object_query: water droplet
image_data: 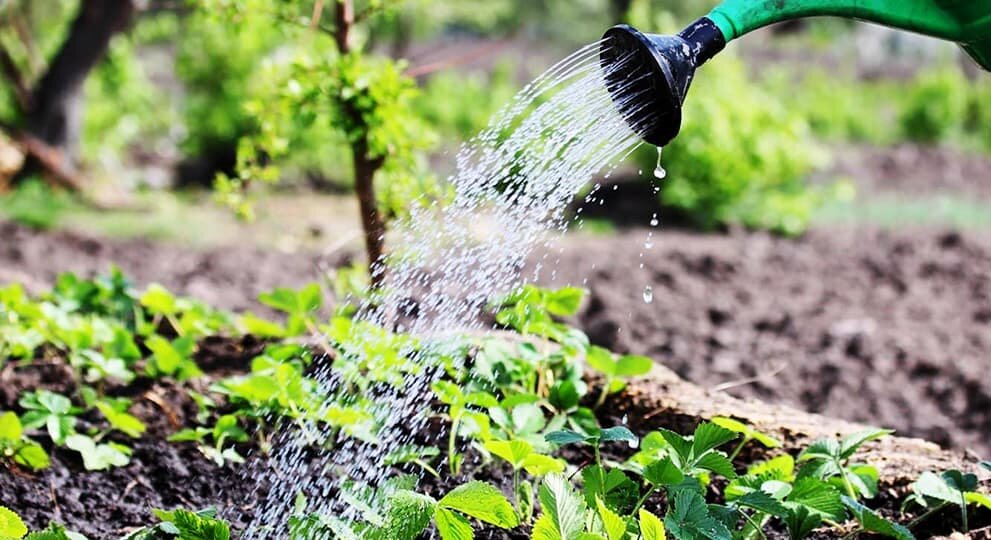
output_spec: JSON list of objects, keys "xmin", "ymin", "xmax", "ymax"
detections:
[
  {"xmin": 612, "ymin": 184, "xmax": 618, "ymax": 190},
  {"xmin": 649, "ymin": 213, "xmax": 659, "ymax": 227},
  {"xmin": 643, "ymin": 286, "xmax": 653, "ymax": 303},
  {"xmin": 653, "ymin": 147, "xmax": 666, "ymax": 180},
  {"xmin": 645, "ymin": 241, "xmax": 653, "ymax": 249}
]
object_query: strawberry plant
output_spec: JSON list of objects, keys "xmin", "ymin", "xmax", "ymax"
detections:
[
  {"xmin": 0, "ymin": 411, "xmax": 49, "ymax": 471},
  {"xmin": 585, "ymin": 345, "xmax": 652, "ymax": 408},
  {"xmin": 903, "ymin": 469, "xmax": 991, "ymax": 533},
  {"xmin": 122, "ymin": 508, "xmax": 230, "ymax": 540},
  {"xmin": 712, "ymin": 417, "xmax": 782, "ymax": 461},
  {"xmin": 169, "ymin": 414, "xmax": 249, "ymax": 467},
  {"xmin": 797, "ymin": 428, "xmax": 893, "ymax": 500},
  {"xmin": 18, "ymin": 390, "xmax": 79, "ymax": 446},
  {"xmin": 0, "ymin": 507, "xmax": 28, "ymax": 540}
]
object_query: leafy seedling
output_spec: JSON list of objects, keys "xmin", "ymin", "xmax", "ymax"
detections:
[
  {"xmin": 169, "ymin": 414, "xmax": 248, "ymax": 466},
  {"xmin": 145, "ymin": 335, "xmax": 201, "ymax": 380},
  {"xmin": 65, "ymin": 434, "xmax": 132, "ymax": 471},
  {"xmin": 483, "ymin": 438, "xmax": 564, "ymax": 520},
  {"xmin": 585, "ymin": 345, "xmax": 653, "ymax": 408},
  {"xmin": 842, "ymin": 496, "xmax": 915, "ymax": 540},
  {"xmin": 903, "ymin": 469, "xmax": 991, "ymax": 533},
  {"xmin": 19, "ymin": 390, "xmax": 79, "ymax": 445},
  {"xmin": 0, "ymin": 506, "xmax": 28, "ymax": 539},
  {"xmin": 664, "ymin": 488, "xmax": 733, "ymax": 540},
  {"xmin": 0, "ymin": 411, "xmax": 49, "ymax": 471},
  {"xmin": 495, "ymin": 285, "xmax": 588, "ymax": 350},
  {"xmin": 712, "ymin": 416, "xmax": 782, "ymax": 461},
  {"xmin": 122, "ymin": 507, "xmax": 230, "ymax": 540},
  {"xmin": 258, "ymin": 284, "xmax": 323, "ymax": 337},
  {"xmin": 653, "ymin": 422, "xmax": 740, "ymax": 480},
  {"xmin": 530, "ymin": 473, "xmax": 642, "ymax": 539},
  {"xmin": 798, "ymin": 428, "xmax": 892, "ymax": 500},
  {"xmin": 95, "ymin": 398, "xmax": 146, "ymax": 439},
  {"xmin": 432, "ymin": 380, "xmax": 498, "ymax": 475}
]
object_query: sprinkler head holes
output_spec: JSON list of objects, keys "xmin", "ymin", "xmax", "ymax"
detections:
[{"xmin": 599, "ymin": 18, "xmax": 726, "ymax": 148}]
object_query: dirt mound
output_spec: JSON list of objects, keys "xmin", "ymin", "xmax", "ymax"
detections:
[{"xmin": 545, "ymin": 227, "xmax": 991, "ymax": 458}]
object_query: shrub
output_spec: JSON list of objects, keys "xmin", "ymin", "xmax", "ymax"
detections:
[
  {"xmin": 899, "ymin": 67, "xmax": 971, "ymax": 143},
  {"xmin": 635, "ymin": 53, "xmax": 831, "ymax": 235}
]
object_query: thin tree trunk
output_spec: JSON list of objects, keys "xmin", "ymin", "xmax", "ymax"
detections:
[
  {"xmin": 352, "ymin": 143, "xmax": 387, "ymax": 288},
  {"xmin": 20, "ymin": 0, "xmax": 135, "ymax": 178}
]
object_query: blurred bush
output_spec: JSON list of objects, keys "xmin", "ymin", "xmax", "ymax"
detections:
[
  {"xmin": 634, "ymin": 54, "xmax": 834, "ymax": 236},
  {"xmin": 415, "ymin": 62, "xmax": 519, "ymax": 142},
  {"xmin": 899, "ymin": 67, "xmax": 971, "ymax": 144}
]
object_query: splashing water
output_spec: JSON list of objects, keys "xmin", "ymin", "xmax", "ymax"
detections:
[{"xmin": 239, "ymin": 39, "xmax": 658, "ymax": 534}]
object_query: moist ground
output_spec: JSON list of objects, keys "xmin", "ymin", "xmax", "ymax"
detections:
[{"xmin": 3, "ymin": 215, "xmax": 990, "ymax": 458}]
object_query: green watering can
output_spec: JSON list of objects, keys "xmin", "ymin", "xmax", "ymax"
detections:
[{"xmin": 601, "ymin": 0, "xmax": 991, "ymax": 146}]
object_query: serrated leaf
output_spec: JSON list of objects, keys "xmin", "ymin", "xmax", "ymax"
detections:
[
  {"xmin": 784, "ymin": 505, "xmax": 821, "ymax": 540},
  {"xmin": 798, "ymin": 439, "xmax": 840, "ymax": 462},
  {"xmin": 0, "ymin": 506, "xmax": 28, "ymax": 539},
  {"xmin": 711, "ymin": 417, "xmax": 780, "ymax": 449},
  {"xmin": 664, "ymin": 490, "xmax": 732, "ymax": 540},
  {"xmin": 595, "ymin": 497, "xmax": 627, "ymax": 540},
  {"xmin": 586, "ymin": 346, "xmax": 616, "ymax": 377},
  {"xmin": 696, "ymin": 452, "xmax": 737, "ymax": 479},
  {"xmin": 691, "ymin": 423, "xmax": 738, "ymax": 456},
  {"xmin": 658, "ymin": 429, "xmax": 692, "ymax": 462},
  {"xmin": 639, "ymin": 509, "xmax": 666, "ymax": 540},
  {"xmin": 644, "ymin": 457, "xmax": 684, "ymax": 486},
  {"xmin": 735, "ymin": 490, "xmax": 788, "ymax": 518},
  {"xmin": 95, "ymin": 402, "xmax": 146, "ymax": 438},
  {"xmin": 842, "ymin": 496, "xmax": 914, "ymax": 540},
  {"xmin": 485, "ymin": 439, "xmax": 533, "ymax": 468},
  {"xmin": 439, "ymin": 481, "xmax": 518, "ymax": 528},
  {"xmin": 788, "ymin": 478, "xmax": 844, "ymax": 522},
  {"xmin": 747, "ymin": 454, "xmax": 795, "ymax": 481},
  {"xmin": 435, "ymin": 507, "xmax": 473, "ymax": 540},
  {"xmin": 838, "ymin": 429, "xmax": 893, "ymax": 460},
  {"xmin": 531, "ymin": 514, "xmax": 559, "ymax": 540},
  {"xmin": 373, "ymin": 490, "xmax": 435, "ymax": 540},
  {"xmin": 539, "ymin": 474, "xmax": 586, "ymax": 540}
]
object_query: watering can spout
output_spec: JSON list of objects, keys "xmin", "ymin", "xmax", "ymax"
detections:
[
  {"xmin": 603, "ymin": 0, "xmax": 991, "ymax": 148},
  {"xmin": 599, "ymin": 18, "xmax": 725, "ymax": 147}
]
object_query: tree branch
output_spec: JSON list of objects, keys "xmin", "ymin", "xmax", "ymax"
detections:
[
  {"xmin": 0, "ymin": 43, "xmax": 30, "ymax": 110},
  {"xmin": 334, "ymin": 0, "xmax": 353, "ymax": 53},
  {"xmin": 0, "ymin": 120, "xmax": 85, "ymax": 192}
]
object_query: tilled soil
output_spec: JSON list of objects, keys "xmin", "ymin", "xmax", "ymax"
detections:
[
  {"xmin": 545, "ymin": 227, "xmax": 991, "ymax": 459},
  {"xmin": 2, "ymin": 219, "xmax": 990, "ymax": 458}
]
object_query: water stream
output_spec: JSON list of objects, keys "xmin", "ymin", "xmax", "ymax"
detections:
[{"xmin": 241, "ymin": 39, "xmax": 658, "ymax": 535}]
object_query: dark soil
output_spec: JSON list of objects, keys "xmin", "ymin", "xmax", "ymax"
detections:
[
  {"xmin": 0, "ymin": 337, "xmax": 266, "ymax": 537},
  {"xmin": 544, "ymin": 226, "xmax": 991, "ymax": 459}
]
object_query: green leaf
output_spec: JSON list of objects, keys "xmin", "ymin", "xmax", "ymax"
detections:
[
  {"xmin": 747, "ymin": 454, "xmax": 795, "ymax": 481},
  {"xmin": 691, "ymin": 422, "xmax": 738, "ymax": 456},
  {"xmin": 838, "ymin": 429, "xmax": 893, "ymax": 460},
  {"xmin": 24, "ymin": 522, "xmax": 84, "ymax": 540},
  {"xmin": 965, "ymin": 492, "xmax": 991, "ymax": 510},
  {"xmin": 798, "ymin": 438, "xmax": 841, "ymax": 462},
  {"xmin": 695, "ymin": 452, "xmax": 737, "ymax": 479},
  {"xmin": 14, "ymin": 442, "xmax": 50, "ymax": 470},
  {"xmin": 439, "ymin": 481, "xmax": 519, "ymax": 528},
  {"xmin": 238, "ymin": 313, "xmax": 287, "ymax": 338},
  {"xmin": 523, "ymin": 454, "xmax": 565, "ymax": 476},
  {"xmin": 940, "ymin": 470, "xmax": 978, "ymax": 493},
  {"xmin": 596, "ymin": 496, "xmax": 627, "ymax": 540},
  {"xmin": 599, "ymin": 426, "xmax": 637, "ymax": 444},
  {"xmin": 545, "ymin": 287, "xmax": 584, "ymax": 316},
  {"xmin": 658, "ymin": 429, "xmax": 692, "ymax": 463},
  {"xmin": 374, "ymin": 491, "xmax": 435, "ymax": 540},
  {"xmin": 644, "ymin": 457, "xmax": 685, "ymax": 486},
  {"xmin": 95, "ymin": 402, "xmax": 146, "ymax": 438},
  {"xmin": 639, "ymin": 509, "xmax": 666, "ymax": 540},
  {"xmin": 788, "ymin": 478, "xmax": 844, "ymax": 522},
  {"xmin": 664, "ymin": 490, "xmax": 731, "ymax": 540},
  {"xmin": 153, "ymin": 508, "xmax": 230, "ymax": 540},
  {"xmin": 582, "ymin": 466, "xmax": 639, "ymax": 513},
  {"xmin": 546, "ymin": 430, "xmax": 587, "ymax": 447},
  {"xmin": 735, "ymin": 490, "xmax": 788, "ymax": 518},
  {"xmin": 586, "ymin": 346, "xmax": 616, "ymax": 377},
  {"xmin": 140, "ymin": 284, "xmax": 178, "ymax": 316},
  {"xmin": 485, "ymin": 439, "xmax": 533, "ymax": 469},
  {"xmin": 841, "ymin": 496, "xmax": 914, "ymax": 540},
  {"xmin": 711, "ymin": 417, "xmax": 781, "ymax": 448},
  {"xmin": 784, "ymin": 505, "xmax": 821, "ymax": 540},
  {"xmin": 615, "ymin": 355, "xmax": 652, "ymax": 377},
  {"xmin": 0, "ymin": 506, "xmax": 28, "ymax": 539},
  {"xmin": 0, "ymin": 412, "xmax": 23, "ymax": 441},
  {"xmin": 435, "ymin": 507, "xmax": 473, "ymax": 540},
  {"xmin": 539, "ymin": 474, "xmax": 586, "ymax": 540},
  {"xmin": 65, "ymin": 434, "xmax": 131, "ymax": 471}
]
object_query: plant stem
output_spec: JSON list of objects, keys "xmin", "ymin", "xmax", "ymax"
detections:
[
  {"xmin": 907, "ymin": 501, "xmax": 951, "ymax": 530},
  {"xmin": 448, "ymin": 416, "xmax": 460, "ymax": 476},
  {"xmin": 729, "ymin": 437, "xmax": 749, "ymax": 461},
  {"xmin": 595, "ymin": 377, "xmax": 612, "ymax": 409},
  {"xmin": 632, "ymin": 486, "xmax": 657, "ymax": 515},
  {"xmin": 839, "ymin": 462, "xmax": 858, "ymax": 500}
]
